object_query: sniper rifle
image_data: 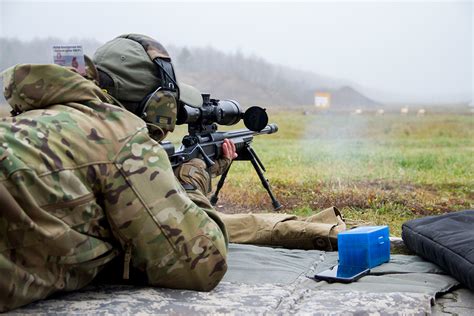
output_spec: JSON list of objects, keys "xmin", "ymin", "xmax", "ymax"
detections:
[{"xmin": 161, "ymin": 94, "xmax": 282, "ymax": 210}]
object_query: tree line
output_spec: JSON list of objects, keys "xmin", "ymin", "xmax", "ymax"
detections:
[{"xmin": 1, "ymin": 37, "xmax": 344, "ymax": 107}]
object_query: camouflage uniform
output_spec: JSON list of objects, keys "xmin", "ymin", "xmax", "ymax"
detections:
[{"xmin": 0, "ymin": 64, "xmax": 228, "ymax": 312}]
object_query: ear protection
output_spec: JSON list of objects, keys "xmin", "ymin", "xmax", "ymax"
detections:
[
  {"xmin": 137, "ymin": 88, "xmax": 178, "ymax": 133},
  {"xmin": 119, "ymin": 34, "xmax": 180, "ymax": 125}
]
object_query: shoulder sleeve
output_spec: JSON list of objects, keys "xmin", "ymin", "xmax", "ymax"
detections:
[{"xmin": 103, "ymin": 128, "xmax": 228, "ymax": 291}]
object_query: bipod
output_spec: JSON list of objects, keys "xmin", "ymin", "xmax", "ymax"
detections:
[{"xmin": 210, "ymin": 144, "xmax": 282, "ymax": 211}]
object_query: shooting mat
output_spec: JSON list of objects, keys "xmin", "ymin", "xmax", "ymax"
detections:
[{"xmin": 10, "ymin": 244, "xmax": 472, "ymax": 315}]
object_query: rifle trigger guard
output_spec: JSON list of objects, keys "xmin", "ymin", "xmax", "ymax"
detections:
[{"xmin": 197, "ymin": 145, "xmax": 215, "ymax": 167}]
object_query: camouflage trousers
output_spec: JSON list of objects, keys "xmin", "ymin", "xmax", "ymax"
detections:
[{"xmin": 219, "ymin": 207, "xmax": 346, "ymax": 251}]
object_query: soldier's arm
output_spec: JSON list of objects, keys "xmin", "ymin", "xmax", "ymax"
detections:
[
  {"xmin": 174, "ymin": 138, "xmax": 236, "ymax": 196},
  {"xmin": 103, "ymin": 129, "xmax": 228, "ymax": 291}
]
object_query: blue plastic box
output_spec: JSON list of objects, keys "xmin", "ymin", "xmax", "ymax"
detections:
[{"xmin": 338, "ymin": 226, "xmax": 390, "ymax": 269}]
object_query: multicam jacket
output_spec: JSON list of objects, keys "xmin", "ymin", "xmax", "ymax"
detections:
[{"xmin": 0, "ymin": 64, "xmax": 228, "ymax": 312}]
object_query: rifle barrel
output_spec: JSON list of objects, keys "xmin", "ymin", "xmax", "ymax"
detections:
[{"xmin": 222, "ymin": 123, "xmax": 278, "ymax": 139}]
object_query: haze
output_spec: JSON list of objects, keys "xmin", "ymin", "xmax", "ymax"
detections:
[{"xmin": 1, "ymin": 0, "xmax": 472, "ymax": 104}]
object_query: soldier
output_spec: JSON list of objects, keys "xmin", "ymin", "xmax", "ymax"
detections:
[
  {"xmin": 0, "ymin": 34, "xmax": 231, "ymax": 312},
  {"xmin": 0, "ymin": 34, "xmax": 345, "ymax": 311}
]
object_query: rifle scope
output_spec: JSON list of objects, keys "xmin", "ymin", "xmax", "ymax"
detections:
[{"xmin": 177, "ymin": 93, "xmax": 268, "ymax": 132}]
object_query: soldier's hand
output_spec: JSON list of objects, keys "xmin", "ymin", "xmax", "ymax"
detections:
[
  {"xmin": 207, "ymin": 139, "xmax": 236, "ymax": 178},
  {"xmin": 222, "ymin": 139, "xmax": 238, "ymax": 160}
]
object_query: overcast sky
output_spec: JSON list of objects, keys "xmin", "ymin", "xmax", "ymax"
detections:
[{"xmin": 1, "ymin": 0, "xmax": 472, "ymax": 104}]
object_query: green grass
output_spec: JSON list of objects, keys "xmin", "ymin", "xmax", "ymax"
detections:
[
  {"xmin": 172, "ymin": 110, "xmax": 474, "ymax": 236},
  {"xmin": 3, "ymin": 103, "xmax": 471, "ymax": 236}
]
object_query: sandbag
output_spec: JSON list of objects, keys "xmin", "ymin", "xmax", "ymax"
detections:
[{"xmin": 402, "ymin": 210, "xmax": 474, "ymax": 290}]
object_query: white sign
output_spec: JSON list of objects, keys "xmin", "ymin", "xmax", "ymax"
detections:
[
  {"xmin": 315, "ymin": 96, "xmax": 329, "ymax": 108},
  {"xmin": 52, "ymin": 45, "xmax": 86, "ymax": 75}
]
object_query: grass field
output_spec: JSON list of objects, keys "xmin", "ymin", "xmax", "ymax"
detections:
[
  {"xmin": 172, "ymin": 109, "xmax": 474, "ymax": 236},
  {"xmin": 1, "ymin": 103, "xmax": 472, "ymax": 236}
]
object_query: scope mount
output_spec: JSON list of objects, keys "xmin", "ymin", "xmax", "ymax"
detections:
[{"xmin": 188, "ymin": 122, "xmax": 218, "ymax": 136}]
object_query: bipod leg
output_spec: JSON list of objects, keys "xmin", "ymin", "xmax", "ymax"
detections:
[
  {"xmin": 245, "ymin": 145, "xmax": 282, "ymax": 211},
  {"xmin": 210, "ymin": 162, "xmax": 232, "ymax": 206}
]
